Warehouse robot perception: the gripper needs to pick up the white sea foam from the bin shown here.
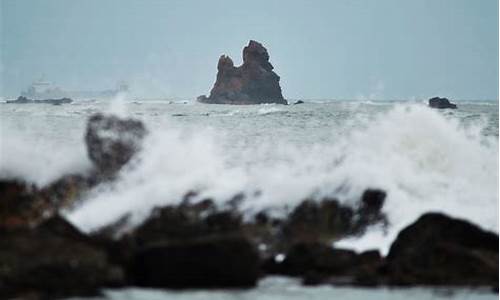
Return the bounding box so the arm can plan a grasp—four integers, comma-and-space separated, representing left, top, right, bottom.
0, 101, 496, 254
0, 131, 91, 186
63, 104, 498, 254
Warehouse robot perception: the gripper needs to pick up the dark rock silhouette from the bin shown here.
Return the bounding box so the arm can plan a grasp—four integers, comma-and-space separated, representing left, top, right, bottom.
198, 40, 286, 105
130, 235, 259, 288
262, 242, 383, 287
386, 212, 498, 286
85, 113, 147, 177
0, 215, 124, 299
282, 192, 387, 245
428, 97, 457, 109
293, 100, 305, 105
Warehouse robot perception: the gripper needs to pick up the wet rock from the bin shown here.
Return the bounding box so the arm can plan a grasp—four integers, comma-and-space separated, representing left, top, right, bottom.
198, 40, 286, 105
281, 242, 358, 276
0, 180, 39, 228
386, 212, 498, 286
282, 191, 387, 245
0, 215, 124, 299
0, 176, 91, 228
293, 100, 304, 105
263, 242, 384, 287
282, 198, 354, 244
85, 113, 147, 177
428, 97, 457, 109
130, 235, 259, 288
133, 201, 242, 247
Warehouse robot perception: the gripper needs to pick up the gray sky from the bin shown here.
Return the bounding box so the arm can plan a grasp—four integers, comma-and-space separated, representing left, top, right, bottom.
1, 0, 498, 100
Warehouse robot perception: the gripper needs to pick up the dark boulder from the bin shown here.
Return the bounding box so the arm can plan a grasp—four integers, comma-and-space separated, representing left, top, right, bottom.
130, 235, 259, 288
263, 242, 384, 287
198, 40, 286, 105
85, 113, 147, 177
428, 97, 457, 109
386, 212, 498, 286
0, 215, 124, 299
293, 100, 305, 105
0, 176, 91, 228
0, 180, 39, 228
282, 198, 354, 244
280, 242, 358, 276
282, 191, 387, 245
133, 201, 242, 247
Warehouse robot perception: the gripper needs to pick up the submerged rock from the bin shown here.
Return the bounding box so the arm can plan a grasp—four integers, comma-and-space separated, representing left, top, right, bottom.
386, 212, 498, 286
428, 97, 457, 109
85, 113, 147, 177
198, 40, 286, 105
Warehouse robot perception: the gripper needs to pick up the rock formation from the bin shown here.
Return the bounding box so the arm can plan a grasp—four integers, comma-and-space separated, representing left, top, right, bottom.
85, 113, 147, 177
198, 40, 287, 105
428, 97, 457, 109
386, 212, 498, 286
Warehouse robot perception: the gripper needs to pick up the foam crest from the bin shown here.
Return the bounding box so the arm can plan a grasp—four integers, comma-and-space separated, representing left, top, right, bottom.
67, 104, 497, 254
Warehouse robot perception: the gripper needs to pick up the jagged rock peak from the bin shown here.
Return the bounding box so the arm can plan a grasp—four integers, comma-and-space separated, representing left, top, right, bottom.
198, 40, 286, 105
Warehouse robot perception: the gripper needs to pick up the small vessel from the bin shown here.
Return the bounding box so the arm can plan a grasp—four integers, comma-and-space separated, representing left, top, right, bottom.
6, 96, 73, 105
19, 76, 129, 100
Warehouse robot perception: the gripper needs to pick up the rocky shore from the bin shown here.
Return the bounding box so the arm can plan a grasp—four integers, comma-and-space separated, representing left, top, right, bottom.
0, 113, 497, 299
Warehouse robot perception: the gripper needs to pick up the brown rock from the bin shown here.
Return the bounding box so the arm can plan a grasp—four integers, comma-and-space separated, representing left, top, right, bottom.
198, 40, 287, 105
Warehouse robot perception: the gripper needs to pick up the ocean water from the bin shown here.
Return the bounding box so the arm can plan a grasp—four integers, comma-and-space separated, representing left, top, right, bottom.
0, 98, 498, 299
69, 277, 496, 300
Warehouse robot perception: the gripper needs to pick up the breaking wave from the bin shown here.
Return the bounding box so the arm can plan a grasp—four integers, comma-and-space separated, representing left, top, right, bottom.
65, 104, 497, 253
1, 102, 497, 254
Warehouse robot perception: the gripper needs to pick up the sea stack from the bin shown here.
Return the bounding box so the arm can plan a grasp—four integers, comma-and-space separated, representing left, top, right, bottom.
198, 40, 287, 105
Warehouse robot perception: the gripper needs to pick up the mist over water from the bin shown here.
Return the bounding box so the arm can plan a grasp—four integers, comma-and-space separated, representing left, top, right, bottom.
0, 99, 498, 255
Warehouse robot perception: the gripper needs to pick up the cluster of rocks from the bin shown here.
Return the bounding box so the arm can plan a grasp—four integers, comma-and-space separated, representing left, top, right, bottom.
0, 113, 497, 298
198, 40, 287, 105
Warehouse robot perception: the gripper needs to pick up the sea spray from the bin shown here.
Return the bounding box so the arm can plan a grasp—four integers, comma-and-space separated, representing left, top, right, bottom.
64, 104, 498, 254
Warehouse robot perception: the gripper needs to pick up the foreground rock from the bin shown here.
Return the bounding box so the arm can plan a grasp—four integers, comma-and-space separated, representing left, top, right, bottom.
131, 235, 259, 288
0, 215, 124, 299
85, 113, 147, 177
281, 189, 387, 245
0, 176, 90, 228
428, 97, 457, 109
198, 40, 286, 105
6, 96, 73, 105
0, 114, 147, 228
263, 242, 383, 286
386, 212, 498, 286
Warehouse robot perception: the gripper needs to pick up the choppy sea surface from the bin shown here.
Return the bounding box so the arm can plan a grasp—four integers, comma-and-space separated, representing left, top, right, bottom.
0, 98, 498, 299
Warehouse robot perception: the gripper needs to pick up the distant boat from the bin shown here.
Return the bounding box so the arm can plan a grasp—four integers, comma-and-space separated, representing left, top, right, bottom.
20, 77, 129, 100
6, 96, 73, 105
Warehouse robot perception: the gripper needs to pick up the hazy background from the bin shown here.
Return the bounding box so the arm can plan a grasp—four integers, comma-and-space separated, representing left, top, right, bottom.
1, 0, 498, 100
